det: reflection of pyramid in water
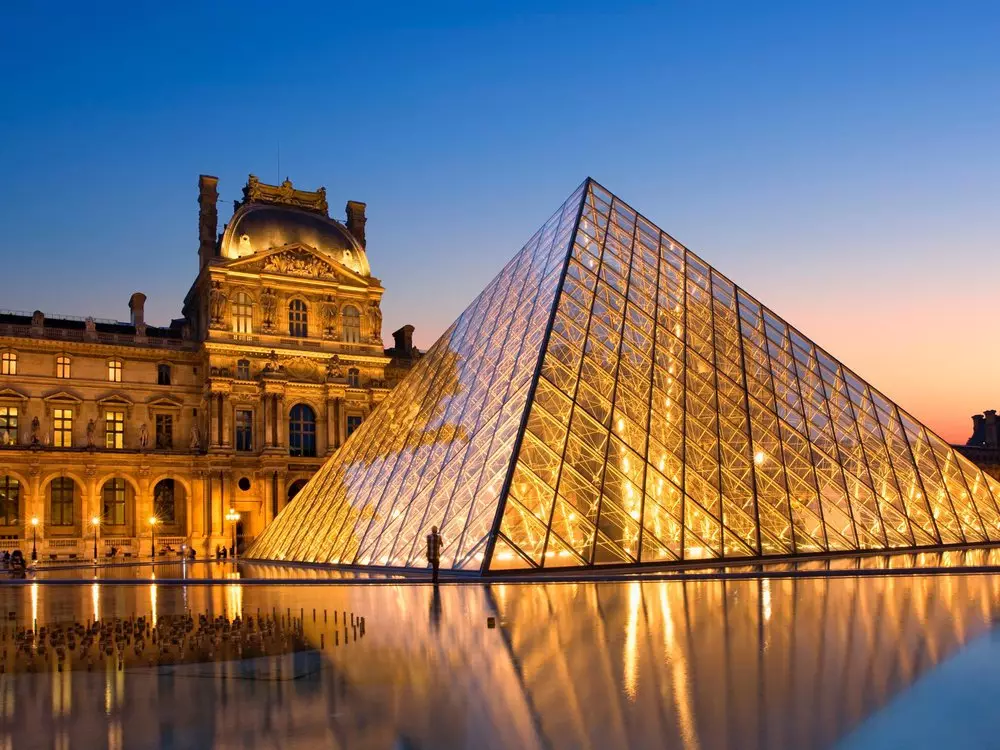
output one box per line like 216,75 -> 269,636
248,179 -> 1000,573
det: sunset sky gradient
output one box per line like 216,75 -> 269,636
2,1 -> 998,442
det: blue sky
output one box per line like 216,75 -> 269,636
2,1 -> 998,440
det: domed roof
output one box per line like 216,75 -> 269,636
220,203 -> 370,276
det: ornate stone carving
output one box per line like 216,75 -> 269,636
367,301 -> 382,343
258,249 -> 341,280
326,355 -> 343,380
242,175 -> 329,215
322,296 -> 339,340
86,418 -> 97,449
30,417 -> 40,447
260,287 -> 277,331
285,357 -> 320,382
209,281 -> 228,328
190,424 -> 201,450
138,423 -> 150,450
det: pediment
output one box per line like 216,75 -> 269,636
97,392 -> 134,408
42,389 -> 83,404
0,387 -> 28,402
147,395 -> 184,410
225,244 -> 369,285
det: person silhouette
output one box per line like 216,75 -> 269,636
426,526 -> 444,584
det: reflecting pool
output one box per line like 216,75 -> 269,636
0,574 -> 998,749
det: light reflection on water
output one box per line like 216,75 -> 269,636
0,575 -> 997,749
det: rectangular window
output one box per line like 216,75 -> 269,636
0,476 -> 19,525
103,479 -> 126,525
155,414 -> 173,449
0,406 -> 18,443
53,408 -> 73,448
108,360 -> 122,382
157,364 -> 171,385
56,355 -> 71,379
0,352 -> 16,375
50,478 -> 74,526
105,410 -> 124,449
236,359 -> 251,380
236,409 -> 253,451
347,415 -> 363,437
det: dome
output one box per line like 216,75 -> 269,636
220,203 -> 370,276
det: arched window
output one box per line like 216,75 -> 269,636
153,479 -> 176,523
347,368 -> 360,388
288,299 -> 308,338
236,359 -> 251,380
232,292 -> 254,334
342,305 -> 361,343
102,478 -> 126,526
50,477 -> 75,526
56,355 -> 71,379
0,476 -> 19,526
287,479 -> 308,502
288,404 -> 316,457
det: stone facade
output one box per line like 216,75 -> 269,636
0,174 -> 419,560
955,410 -> 1000,481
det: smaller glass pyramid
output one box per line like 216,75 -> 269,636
248,179 -> 1000,573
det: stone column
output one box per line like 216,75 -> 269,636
275,396 -> 286,449
190,471 -> 205,538
208,395 -> 219,448
262,394 -> 271,448
221,395 -> 232,448
326,399 -> 337,455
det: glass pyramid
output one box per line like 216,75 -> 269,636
248,179 -> 1000,573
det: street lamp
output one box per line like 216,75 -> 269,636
149,516 -> 158,560
91,516 -> 100,563
225,508 -> 240,562
30,517 -> 38,562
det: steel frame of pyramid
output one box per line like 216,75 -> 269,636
248,178 -> 1000,574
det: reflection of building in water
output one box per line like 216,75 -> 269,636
0,174 -> 422,560
251,178 -> 1000,574
1,576 -> 999,749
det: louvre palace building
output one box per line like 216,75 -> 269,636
0,174 -> 420,559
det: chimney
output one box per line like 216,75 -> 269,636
129,292 -> 147,326
392,325 -> 414,355
969,413 -> 987,446
346,201 -> 367,247
986,410 -> 999,449
198,175 -> 220,268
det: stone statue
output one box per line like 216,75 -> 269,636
138,423 -> 150,450
322,296 -> 338,338
368,301 -> 382,343
326,355 -> 343,380
209,281 -> 227,325
260,287 -> 276,329
190,423 -> 201,450
1,430 -> 10,446
263,349 -> 279,373
86,418 -> 97,448
30,416 -> 40,446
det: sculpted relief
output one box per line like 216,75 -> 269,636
259,250 -> 340,280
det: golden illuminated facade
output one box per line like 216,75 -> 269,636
250,178 -> 1000,572
0,174 -> 418,559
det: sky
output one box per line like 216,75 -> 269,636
1,1 -> 998,442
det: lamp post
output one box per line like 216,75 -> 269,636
91,516 -> 100,563
30,517 -> 38,562
149,516 -> 158,560
225,508 -> 240,562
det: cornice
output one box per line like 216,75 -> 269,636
0,336 -> 199,360
202,342 -> 390,365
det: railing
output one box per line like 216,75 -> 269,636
47,539 -> 80,548
0,309 -> 124,325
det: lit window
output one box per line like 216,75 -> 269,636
105,410 -> 125,449
0,406 -> 18,443
56,355 -> 71,379
236,409 -> 253,452
236,359 -> 251,380
289,404 -> 316,457
342,305 -> 361,343
157,363 -> 171,386
155,414 -> 173,449
346,415 -> 363,437
347,368 -> 360,388
153,479 -> 175,522
1,352 -> 16,375
232,292 -> 254,334
108,360 -> 122,383
0,476 -> 19,525
288,300 -> 308,338
50,478 -> 75,526
102,479 -> 126,526
53,408 -> 73,448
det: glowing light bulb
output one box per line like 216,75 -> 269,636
754,451 -> 766,466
